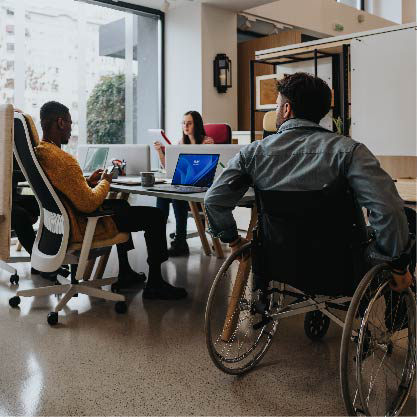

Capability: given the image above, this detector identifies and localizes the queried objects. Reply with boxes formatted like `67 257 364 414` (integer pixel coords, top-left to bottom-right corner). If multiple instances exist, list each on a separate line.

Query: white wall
368 0 402 24
246 0 396 36
201 4 237 129
165 3 238 142
165 3 203 141
351 27 416 156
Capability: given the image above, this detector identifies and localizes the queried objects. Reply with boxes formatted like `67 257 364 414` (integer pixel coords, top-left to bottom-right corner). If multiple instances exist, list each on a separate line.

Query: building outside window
0 0 163 161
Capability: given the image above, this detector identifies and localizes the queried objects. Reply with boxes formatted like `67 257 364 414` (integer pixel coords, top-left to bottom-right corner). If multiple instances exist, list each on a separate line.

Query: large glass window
0 0 163 161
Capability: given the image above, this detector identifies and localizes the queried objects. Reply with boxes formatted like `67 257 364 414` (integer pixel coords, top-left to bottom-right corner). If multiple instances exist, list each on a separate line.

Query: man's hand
390 269 413 293
101 170 113 184
229 236 250 260
87 169 103 187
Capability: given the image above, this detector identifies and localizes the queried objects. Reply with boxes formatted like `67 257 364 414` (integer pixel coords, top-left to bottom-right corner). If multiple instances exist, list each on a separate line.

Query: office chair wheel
304 311 330 341
205 242 283 375
9 273 19 285
47 312 58 326
115 301 127 314
341 264 416 416
9 296 20 308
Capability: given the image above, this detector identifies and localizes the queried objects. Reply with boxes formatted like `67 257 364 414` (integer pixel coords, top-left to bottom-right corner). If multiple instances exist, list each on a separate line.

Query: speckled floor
0 215 415 416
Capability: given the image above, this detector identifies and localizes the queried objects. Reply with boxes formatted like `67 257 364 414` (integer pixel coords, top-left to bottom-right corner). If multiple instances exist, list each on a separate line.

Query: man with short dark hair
35 101 187 300
205 72 412 292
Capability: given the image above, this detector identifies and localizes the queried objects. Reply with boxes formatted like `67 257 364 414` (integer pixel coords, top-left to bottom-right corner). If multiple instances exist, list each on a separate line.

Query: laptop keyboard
156 185 208 193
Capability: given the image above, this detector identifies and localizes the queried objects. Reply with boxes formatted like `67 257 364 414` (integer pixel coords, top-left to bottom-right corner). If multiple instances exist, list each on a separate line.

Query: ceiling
119 0 277 13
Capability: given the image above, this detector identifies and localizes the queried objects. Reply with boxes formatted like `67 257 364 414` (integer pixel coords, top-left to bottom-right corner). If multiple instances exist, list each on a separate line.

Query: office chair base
9 296 20 308
47 312 58 325
13 276 126 323
10 273 19 285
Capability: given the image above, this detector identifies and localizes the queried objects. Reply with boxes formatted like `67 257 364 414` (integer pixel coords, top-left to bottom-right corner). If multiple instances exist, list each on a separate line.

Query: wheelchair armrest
80 209 116 218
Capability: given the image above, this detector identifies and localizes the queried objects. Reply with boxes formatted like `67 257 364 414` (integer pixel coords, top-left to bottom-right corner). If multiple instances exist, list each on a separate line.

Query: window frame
79 0 165 131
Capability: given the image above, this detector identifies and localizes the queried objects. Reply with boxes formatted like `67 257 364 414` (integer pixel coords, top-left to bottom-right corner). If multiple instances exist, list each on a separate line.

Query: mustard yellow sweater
35 141 118 243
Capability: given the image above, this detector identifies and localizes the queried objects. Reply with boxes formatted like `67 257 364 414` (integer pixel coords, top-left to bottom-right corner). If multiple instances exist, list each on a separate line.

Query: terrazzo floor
0 219 415 416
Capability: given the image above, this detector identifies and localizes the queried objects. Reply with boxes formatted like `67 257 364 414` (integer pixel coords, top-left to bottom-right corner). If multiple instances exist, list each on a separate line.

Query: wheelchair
205 179 416 416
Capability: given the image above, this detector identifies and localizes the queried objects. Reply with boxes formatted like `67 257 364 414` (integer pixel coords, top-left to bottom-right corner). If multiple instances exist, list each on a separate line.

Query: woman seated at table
153 110 213 257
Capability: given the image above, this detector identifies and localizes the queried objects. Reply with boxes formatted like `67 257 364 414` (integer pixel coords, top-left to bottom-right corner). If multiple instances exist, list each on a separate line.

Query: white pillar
77 4 87 144
14 0 25 110
125 15 134 144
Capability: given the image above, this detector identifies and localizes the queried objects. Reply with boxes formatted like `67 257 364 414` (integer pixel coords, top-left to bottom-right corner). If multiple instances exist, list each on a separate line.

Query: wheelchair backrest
254 182 368 296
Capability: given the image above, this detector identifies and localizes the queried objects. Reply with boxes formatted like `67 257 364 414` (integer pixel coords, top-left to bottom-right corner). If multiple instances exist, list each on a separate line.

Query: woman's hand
202 137 214 144
153 141 165 153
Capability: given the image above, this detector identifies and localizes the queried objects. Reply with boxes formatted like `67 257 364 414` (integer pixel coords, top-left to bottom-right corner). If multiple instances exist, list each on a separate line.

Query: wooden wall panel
376 156 417 179
238 31 302 132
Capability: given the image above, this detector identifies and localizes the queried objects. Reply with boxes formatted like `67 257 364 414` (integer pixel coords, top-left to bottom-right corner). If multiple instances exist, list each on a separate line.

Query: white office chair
9 112 129 325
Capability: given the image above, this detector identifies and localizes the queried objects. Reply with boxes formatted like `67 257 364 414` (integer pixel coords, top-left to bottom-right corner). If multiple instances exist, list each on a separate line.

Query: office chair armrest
80 209 116 218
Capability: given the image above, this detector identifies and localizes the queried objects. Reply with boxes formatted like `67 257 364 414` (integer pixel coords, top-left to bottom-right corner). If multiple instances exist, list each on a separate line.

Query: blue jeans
156 198 189 241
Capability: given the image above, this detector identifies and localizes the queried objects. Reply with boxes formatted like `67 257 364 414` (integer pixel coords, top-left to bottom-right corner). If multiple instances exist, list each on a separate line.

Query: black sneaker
114 270 147 290
143 280 187 300
168 239 189 257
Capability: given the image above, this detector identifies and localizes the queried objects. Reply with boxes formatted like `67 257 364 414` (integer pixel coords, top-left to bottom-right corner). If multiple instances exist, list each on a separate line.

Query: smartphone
105 165 116 174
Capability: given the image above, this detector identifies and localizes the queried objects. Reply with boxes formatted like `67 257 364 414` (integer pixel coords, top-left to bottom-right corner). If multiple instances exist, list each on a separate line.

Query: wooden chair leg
93 249 112 280
189 201 211 255
83 258 96 281
221 206 258 341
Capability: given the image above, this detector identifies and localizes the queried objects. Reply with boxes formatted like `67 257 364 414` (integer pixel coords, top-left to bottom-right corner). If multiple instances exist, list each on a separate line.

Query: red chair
204 124 232 144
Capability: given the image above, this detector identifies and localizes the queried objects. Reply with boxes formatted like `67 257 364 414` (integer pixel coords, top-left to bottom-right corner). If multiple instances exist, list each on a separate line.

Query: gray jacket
204 118 408 258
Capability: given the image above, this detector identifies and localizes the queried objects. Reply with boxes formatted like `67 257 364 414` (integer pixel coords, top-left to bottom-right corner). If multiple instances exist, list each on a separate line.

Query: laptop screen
172 154 220 187
83 147 109 173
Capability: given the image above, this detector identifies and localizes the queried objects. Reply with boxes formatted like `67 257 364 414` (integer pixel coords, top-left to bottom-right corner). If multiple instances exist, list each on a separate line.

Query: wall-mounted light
213 53 232 94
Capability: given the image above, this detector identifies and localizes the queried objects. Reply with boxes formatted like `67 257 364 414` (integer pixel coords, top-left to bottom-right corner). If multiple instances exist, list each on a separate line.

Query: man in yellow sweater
35 101 186 300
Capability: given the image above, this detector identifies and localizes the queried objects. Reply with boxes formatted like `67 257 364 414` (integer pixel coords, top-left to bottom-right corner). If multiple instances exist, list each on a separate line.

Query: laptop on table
149 153 220 194
83 146 109 176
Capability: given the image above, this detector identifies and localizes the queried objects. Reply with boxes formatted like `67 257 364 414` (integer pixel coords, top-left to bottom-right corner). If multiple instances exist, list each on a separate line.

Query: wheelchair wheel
341 264 416 416
205 242 283 375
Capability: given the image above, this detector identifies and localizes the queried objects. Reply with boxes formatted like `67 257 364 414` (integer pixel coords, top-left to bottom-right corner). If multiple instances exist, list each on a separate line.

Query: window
6 61 14 70
5 79 14 89
337 0 364 10
0 0 163 161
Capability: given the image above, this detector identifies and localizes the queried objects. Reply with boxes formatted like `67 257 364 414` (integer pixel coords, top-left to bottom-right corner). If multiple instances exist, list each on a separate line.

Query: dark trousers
102 199 168 266
156 197 189 240
11 195 40 254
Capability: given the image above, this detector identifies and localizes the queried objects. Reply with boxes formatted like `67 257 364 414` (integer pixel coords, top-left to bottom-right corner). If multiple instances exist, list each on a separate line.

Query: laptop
83 146 109 175
149 153 220 193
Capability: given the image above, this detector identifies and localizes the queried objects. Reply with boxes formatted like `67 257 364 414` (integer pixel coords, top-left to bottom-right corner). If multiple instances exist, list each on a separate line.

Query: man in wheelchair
204 72 415 416
205 72 413 293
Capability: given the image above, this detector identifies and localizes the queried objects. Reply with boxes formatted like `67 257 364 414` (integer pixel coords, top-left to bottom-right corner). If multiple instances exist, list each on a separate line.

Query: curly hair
277 73 331 123
40 101 69 132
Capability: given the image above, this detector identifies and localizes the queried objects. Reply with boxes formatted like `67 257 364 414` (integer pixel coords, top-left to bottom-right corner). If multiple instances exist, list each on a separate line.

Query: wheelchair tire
340 264 416 416
205 242 283 375
304 311 330 341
